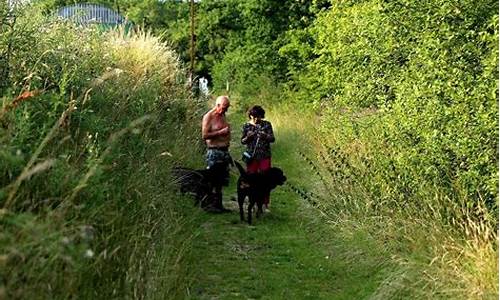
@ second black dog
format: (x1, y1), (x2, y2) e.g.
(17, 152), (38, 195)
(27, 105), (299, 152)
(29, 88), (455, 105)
(171, 164), (227, 210)
(234, 161), (287, 224)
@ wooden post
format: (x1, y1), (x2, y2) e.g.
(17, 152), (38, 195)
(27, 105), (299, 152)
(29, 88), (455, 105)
(189, 0), (195, 89)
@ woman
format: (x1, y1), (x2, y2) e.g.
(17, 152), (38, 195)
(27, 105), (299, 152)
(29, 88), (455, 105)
(241, 105), (275, 209)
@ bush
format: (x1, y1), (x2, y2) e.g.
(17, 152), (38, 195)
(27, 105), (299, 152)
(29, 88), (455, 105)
(281, 0), (498, 210)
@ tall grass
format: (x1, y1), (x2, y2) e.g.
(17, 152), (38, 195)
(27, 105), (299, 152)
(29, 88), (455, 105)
(1, 5), (202, 298)
(300, 108), (498, 299)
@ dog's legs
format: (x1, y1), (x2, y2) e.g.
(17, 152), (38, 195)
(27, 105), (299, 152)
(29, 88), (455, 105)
(238, 192), (245, 222)
(256, 200), (263, 219)
(247, 198), (255, 225)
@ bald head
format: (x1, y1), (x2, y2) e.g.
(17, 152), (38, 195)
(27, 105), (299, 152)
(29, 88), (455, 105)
(216, 95), (229, 106)
(215, 95), (230, 114)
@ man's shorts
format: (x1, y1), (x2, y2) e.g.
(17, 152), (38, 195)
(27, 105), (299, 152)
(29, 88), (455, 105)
(206, 147), (232, 186)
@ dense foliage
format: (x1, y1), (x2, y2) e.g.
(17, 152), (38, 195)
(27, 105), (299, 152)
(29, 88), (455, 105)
(0, 4), (200, 298)
(282, 0), (498, 211)
(280, 0), (498, 297)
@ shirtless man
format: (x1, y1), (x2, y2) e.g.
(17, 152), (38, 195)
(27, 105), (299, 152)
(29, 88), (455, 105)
(201, 95), (232, 212)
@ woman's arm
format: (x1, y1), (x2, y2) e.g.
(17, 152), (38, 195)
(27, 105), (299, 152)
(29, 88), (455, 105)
(261, 122), (275, 143)
(241, 124), (255, 144)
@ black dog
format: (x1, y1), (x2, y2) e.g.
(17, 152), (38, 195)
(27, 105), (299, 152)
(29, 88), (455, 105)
(234, 161), (287, 224)
(171, 164), (227, 210)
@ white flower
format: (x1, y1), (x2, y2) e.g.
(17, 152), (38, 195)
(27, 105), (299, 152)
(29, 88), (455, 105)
(84, 249), (94, 258)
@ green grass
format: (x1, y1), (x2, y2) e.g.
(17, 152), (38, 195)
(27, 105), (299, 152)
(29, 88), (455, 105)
(184, 186), (388, 299)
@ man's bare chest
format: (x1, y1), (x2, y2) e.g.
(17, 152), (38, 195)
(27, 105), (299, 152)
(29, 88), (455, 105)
(210, 116), (228, 130)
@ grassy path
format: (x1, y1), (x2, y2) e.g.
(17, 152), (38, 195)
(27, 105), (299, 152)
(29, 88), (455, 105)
(185, 190), (385, 299)
(183, 107), (388, 299)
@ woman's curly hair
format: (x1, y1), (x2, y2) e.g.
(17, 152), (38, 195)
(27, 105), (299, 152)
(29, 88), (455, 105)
(247, 105), (265, 119)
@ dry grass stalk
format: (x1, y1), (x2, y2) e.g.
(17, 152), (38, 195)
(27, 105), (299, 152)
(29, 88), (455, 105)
(65, 115), (152, 207)
(16, 159), (56, 182)
(3, 99), (76, 209)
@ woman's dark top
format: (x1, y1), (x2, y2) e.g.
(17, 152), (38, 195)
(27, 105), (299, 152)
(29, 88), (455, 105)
(241, 120), (275, 160)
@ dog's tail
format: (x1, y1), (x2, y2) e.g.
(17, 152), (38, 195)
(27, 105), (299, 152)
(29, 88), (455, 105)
(234, 161), (246, 176)
(171, 166), (203, 184)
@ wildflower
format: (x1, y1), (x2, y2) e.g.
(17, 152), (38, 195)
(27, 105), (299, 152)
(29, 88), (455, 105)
(160, 151), (172, 157)
(84, 249), (94, 258)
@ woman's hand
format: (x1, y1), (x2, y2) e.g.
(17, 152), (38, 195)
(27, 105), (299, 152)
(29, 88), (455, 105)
(257, 131), (268, 139)
(242, 130), (255, 144)
(247, 130), (256, 139)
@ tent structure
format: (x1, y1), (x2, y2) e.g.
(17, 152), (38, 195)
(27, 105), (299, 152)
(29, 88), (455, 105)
(56, 3), (129, 27)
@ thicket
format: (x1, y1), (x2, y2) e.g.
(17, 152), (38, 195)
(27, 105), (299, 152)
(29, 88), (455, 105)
(281, 0), (498, 208)
(279, 0), (498, 298)
(0, 4), (201, 298)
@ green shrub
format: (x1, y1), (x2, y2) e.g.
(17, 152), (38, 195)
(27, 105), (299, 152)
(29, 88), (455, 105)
(281, 0), (498, 209)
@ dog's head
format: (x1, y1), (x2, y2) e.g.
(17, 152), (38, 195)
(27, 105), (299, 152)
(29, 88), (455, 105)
(234, 161), (286, 190)
(267, 167), (287, 189)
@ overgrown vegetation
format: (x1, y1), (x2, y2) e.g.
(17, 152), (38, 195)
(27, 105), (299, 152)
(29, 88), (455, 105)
(1, 0), (498, 298)
(283, 0), (498, 205)
(0, 4), (203, 298)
